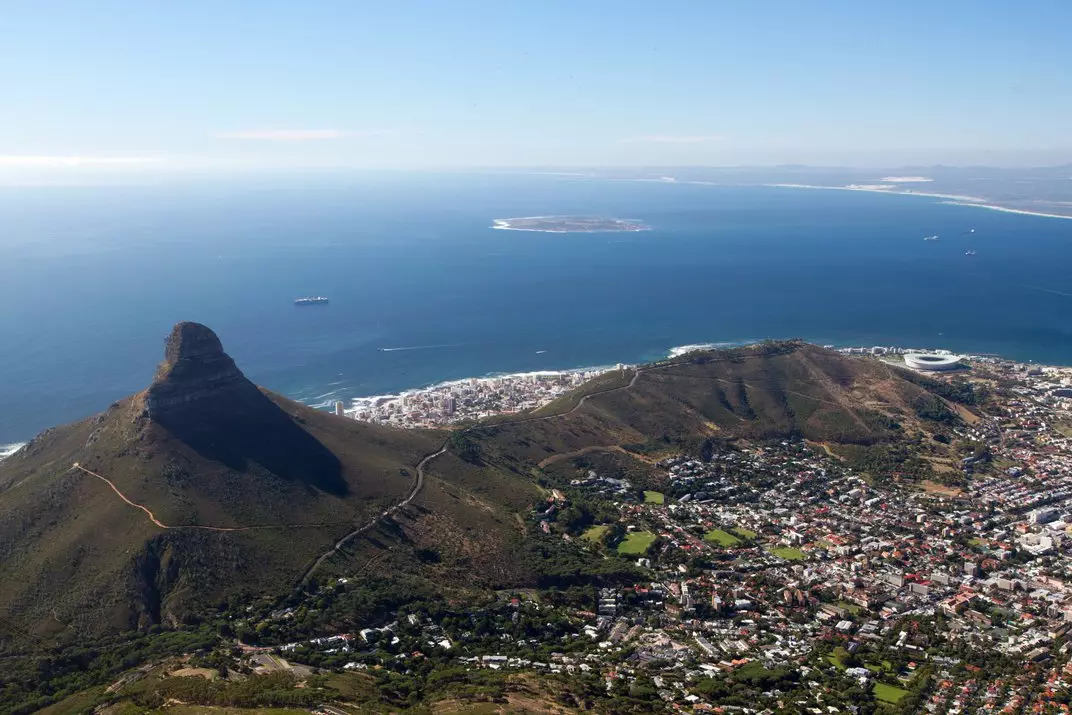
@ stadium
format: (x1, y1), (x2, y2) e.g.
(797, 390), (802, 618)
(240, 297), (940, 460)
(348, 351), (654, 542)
(903, 353), (964, 371)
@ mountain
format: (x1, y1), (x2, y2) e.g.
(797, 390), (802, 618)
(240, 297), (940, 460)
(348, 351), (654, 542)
(466, 341), (959, 474)
(0, 331), (966, 651)
(0, 323), (463, 646)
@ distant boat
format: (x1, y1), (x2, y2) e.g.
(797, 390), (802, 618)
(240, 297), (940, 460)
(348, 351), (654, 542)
(969, 228), (976, 233)
(923, 235), (939, 241)
(965, 250), (977, 256)
(295, 296), (329, 306)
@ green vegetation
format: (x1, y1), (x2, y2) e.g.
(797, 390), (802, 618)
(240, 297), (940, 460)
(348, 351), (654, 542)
(733, 526), (758, 539)
(769, 546), (806, 560)
(703, 529), (742, 547)
(617, 531), (657, 555)
(138, 673), (325, 710)
(836, 600), (863, 615)
(643, 490), (665, 504)
(913, 394), (958, 425)
(521, 535), (644, 589)
(582, 524), (609, 542)
(840, 443), (935, 482)
(828, 650), (849, 670)
(530, 368), (635, 417)
(0, 627), (218, 714)
(873, 681), (910, 704)
(899, 370), (986, 405)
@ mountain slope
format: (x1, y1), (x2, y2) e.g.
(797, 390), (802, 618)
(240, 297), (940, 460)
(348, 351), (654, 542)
(464, 342), (953, 471)
(0, 323), (443, 645)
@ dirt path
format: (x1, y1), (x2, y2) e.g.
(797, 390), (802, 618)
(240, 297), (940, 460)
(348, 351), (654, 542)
(72, 463), (351, 533)
(73, 463), (173, 529)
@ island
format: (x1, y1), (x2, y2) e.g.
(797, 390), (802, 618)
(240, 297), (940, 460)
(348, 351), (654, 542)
(492, 215), (650, 233)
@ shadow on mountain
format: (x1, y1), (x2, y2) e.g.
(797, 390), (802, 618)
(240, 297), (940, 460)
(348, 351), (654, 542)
(153, 392), (347, 496)
(143, 321), (347, 496)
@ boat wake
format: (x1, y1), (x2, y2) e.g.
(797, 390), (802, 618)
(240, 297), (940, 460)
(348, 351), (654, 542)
(380, 343), (462, 352)
(1024, 285), (1072, 298)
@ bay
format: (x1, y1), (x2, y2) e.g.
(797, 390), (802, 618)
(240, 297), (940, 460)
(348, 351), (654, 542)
(2, 171), (1071, 443)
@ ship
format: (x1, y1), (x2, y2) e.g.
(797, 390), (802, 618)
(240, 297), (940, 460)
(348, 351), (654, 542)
(294, 296), (329, 305)
(965, 250), (977, 256)
(923, 234), (939, 241)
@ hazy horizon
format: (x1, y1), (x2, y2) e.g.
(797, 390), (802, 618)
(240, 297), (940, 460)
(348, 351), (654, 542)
(4, 1), (1072, 174)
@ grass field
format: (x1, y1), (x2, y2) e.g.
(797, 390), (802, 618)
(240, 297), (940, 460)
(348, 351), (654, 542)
(836, 600), (862, 615)
(770, 546), (806, 560)
(873, 682), (910, 704)
(643, 490), (665, 504)
(582, 525), (609, 542)
(618, 531), (657, 555)
(732, 526), (758, 539)
(703, 529), (742, 547)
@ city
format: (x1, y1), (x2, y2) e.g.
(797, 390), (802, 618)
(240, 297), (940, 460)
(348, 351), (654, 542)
(342, 367), (623, 428)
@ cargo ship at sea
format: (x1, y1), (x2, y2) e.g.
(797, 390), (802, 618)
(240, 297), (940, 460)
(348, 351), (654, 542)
(294, 296), (329, 305)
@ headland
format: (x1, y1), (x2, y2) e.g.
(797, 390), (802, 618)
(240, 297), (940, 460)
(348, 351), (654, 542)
(336, 340), (1070, 430)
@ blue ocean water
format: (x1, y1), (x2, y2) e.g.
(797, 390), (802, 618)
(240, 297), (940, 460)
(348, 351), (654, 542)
(2, 172), (1072, 443)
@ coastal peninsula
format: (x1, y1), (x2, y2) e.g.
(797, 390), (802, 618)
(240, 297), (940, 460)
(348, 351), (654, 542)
(492, 215), (650, 233)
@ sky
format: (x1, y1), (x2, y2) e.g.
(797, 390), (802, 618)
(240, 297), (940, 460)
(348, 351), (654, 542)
(3, 0), (1072, 172)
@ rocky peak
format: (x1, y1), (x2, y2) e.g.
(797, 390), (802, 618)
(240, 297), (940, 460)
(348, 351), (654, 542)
(144, 322), (260, 418)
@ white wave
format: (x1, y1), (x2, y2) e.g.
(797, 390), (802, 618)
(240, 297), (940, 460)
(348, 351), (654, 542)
(0, 442), (26, 460)
(667, 341), (753, 358)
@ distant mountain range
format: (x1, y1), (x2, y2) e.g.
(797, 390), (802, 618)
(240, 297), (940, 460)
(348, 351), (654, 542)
(0, 325), (967, 650)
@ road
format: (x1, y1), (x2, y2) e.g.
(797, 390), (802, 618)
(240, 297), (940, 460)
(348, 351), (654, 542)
(296, 445), (447, 585)
(297, 368), (646, 584)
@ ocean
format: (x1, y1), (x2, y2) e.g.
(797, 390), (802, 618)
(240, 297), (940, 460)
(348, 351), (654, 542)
(2, 171), (1072, 444)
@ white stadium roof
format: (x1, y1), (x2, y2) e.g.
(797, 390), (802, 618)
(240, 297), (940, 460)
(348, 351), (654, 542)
(904, 353), (963, 370)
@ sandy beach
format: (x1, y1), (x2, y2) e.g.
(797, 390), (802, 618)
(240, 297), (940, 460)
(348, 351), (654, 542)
(765, 183), (1072, 220)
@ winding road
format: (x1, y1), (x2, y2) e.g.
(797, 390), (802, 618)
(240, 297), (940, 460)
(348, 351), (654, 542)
(297, 366), (645, 584)
(295, 445), (446, 585)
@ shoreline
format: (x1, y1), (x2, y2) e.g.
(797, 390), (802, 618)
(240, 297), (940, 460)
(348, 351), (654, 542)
(941, 200), (1072, 221)
(337, 338), (1071, 410)
(347, 364), (622, 409)
(764, 183), (1072, 221)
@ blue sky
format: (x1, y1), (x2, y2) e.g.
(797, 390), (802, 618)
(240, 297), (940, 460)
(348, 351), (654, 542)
(3, 0), (1071, 170)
